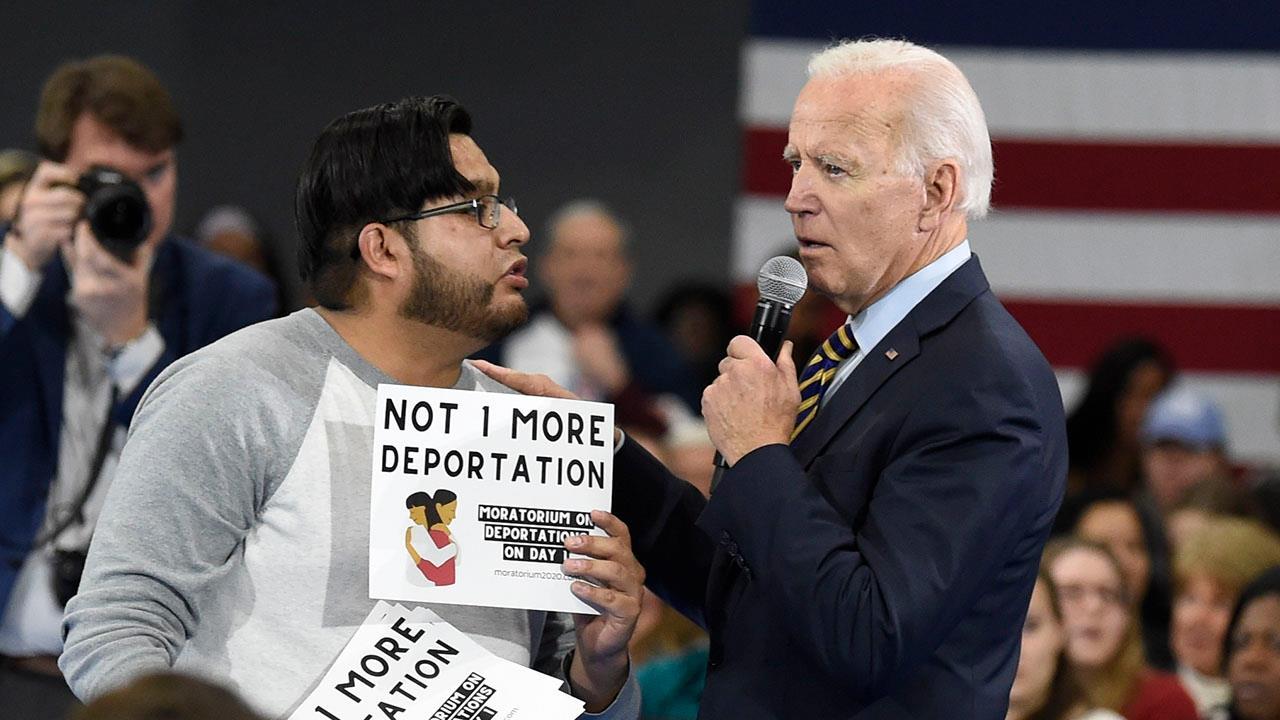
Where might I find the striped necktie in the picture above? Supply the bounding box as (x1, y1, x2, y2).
(792, 323, 858, 440)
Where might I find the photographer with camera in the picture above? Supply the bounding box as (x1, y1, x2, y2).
(0, 55, 276, 719)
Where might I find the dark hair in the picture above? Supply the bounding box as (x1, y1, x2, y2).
(1220, 565, 1280, 720)
(406, 492, 432, 509)
(36, 55, 183, 162)
(1054, 484, 1136, 535)
(654, 282, 735, 341)
(1065, 337, 1174, 483)
(72, 672, 262, 720)
(295, 95, 475, 309)
(1026, 569, 1090, 720)
(1222, 565, 1280, 673)
(427, 489, 458, 525)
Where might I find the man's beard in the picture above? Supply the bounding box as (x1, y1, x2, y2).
(399, 245, 528, 341)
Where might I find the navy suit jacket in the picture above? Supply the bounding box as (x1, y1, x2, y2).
(0, 236, 276, 610)
(614, 257, 1067, 718)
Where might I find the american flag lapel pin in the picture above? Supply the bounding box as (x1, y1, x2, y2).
(885, 349, 899, 360)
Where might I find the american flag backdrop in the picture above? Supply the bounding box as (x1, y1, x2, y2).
(733, 2, 1280, 464)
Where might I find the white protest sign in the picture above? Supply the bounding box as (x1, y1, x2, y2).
(370, 384, 614, 614)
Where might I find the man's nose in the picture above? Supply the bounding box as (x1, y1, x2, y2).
(499, 209, 530, 247)
(784, 167, 817, 216)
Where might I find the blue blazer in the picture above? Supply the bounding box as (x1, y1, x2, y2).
(614, 257, 1067, 718)
(0, 236, 276, 610)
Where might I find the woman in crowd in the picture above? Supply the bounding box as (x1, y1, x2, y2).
(1072, 492, 1174, 670)
(1215, 566, 1280, 720)
(1174, 520, 1280, 717)
(1047, 538, 1197, 720)
(1008, 567, 1123, 720)
(1066, 338, 1174, 495)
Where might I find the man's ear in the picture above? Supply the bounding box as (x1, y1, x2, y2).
(918, 158, 960, 232)
(354, 222, 410, 281)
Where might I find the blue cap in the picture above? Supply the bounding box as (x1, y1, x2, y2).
(1141, 387, 1227, 451)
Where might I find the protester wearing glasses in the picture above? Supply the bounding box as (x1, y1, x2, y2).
(60, 95, 642, 719)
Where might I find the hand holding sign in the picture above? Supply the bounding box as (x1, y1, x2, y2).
(562, 509, 644, 713)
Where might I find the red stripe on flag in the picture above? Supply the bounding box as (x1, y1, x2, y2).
(1001, 298, 1280, 373)
(742, 127, 1280, 213)
(743, 127, 792, 196)
(735, 281, 1279, 374)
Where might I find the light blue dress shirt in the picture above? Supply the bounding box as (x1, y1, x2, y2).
(821, 240, 972, 407)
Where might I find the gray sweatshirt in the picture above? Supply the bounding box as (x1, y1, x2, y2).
(60, 309, 638, 720)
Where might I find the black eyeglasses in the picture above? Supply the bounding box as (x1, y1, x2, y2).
(351, 195, 518, 259)
(387, 194, 517, 230)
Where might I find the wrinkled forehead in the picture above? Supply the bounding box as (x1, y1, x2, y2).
(790, 71, 914, 142)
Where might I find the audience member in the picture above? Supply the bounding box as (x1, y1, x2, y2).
(0, 148, 37, 222)
(1066, 338, 1175, 495)
(1167, 477, 1259, 558)
(1214, 566, 1280, 720)
(480, 199, 700, 413)
(195, 205, 292, 313)
(1047, 538, 1198, 720)
(195, 204, 268, 272)
(1142, 387, 1232, 517)
(653, 281, 736, 390)
(1071, 492, 1174, 670)
(72, 672, 263, 720)
(1007, 566, 1123, 720)
(1172, 518, 1280, 717)
(0, 55, 275, 720)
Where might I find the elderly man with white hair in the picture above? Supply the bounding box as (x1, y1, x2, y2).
(482, 37, 1068, 718)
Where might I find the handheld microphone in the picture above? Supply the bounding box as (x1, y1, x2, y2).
(710, 256, 808, 492)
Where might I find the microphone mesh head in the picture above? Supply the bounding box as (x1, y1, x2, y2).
(757, 256, 808, 305)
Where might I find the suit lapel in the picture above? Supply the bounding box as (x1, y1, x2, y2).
(789, 256, 993, 467)
(790, 324, 919, 467)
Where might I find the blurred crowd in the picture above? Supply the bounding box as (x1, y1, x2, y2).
(2, 53, 1279, 720)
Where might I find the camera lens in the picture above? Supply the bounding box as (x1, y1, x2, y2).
(78, 166, 152, 261)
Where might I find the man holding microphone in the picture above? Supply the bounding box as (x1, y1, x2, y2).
(481, 38, 1067, 718)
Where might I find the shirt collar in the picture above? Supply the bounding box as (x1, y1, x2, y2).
(848, 240, 972, 353)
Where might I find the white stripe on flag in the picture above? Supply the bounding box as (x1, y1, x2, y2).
(742, 40, 1280, 141)
(735, 195, 1280, 303)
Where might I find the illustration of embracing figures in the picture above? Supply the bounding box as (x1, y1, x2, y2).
(404, 490, 459, 586)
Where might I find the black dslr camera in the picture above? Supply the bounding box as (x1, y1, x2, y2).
(71, 165, 152, 262)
